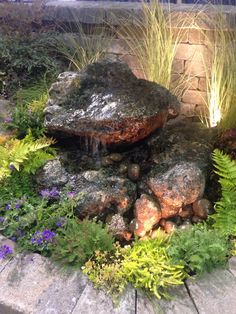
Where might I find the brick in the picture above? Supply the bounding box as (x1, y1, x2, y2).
(185, 60, 209, 77)
(188, 29, 206, 44)
(188, 76, 199, 90)
(198, 77, 207, 91)
(182, 90, 207, 106)
(175, 43, 209, 61)
(172, 27, 189, 43)
(172, 59, 185, 74)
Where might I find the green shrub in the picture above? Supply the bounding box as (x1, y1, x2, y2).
(211, 149, 236, 235)
(52, 219, 114, 268)
(168, 223, 230, 276)
(0, 34, 61, 94)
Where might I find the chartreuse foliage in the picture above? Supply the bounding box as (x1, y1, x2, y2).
(168, 223, 230, 276)
(0, 134, 55, 181)
(84, 236, 186, 300)
(211, 149, 236, 235)
(121, 238, 186, 299)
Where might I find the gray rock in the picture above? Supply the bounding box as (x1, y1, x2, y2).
(35, 159, 136, 218)
(35, 158, 70, 188)
(44, 59, 180, 146)
(74, 169, 136, 218)
(186, 269, 236, 314)
(72, 283, 135, 314)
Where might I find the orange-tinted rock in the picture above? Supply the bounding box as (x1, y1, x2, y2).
(164, 221, 177, 233)
(134, 194, 162, 237)
(147, 162, 205, 219)
(192, 198, 212, 219)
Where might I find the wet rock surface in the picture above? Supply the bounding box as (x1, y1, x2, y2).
(44, 59, 180, 146)
(36, 118, 215, 235)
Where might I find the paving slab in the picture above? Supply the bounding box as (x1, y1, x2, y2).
(229, 256, 236, 278)
(34, 270, 88, 314)
(0, 253, 58, 314)
(72, 283, 135, 314)
(186, 269, 236, 314)
(137, 284, 198, 314)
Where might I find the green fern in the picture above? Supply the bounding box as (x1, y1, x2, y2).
(0, 135, 56, 181)
(211, 149, 236, 235)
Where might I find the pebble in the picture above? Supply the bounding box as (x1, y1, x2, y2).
(109, 153, 123, 162)
(128, 163, 140, 181)
(192, 216, 203, 224)
(101, 156, 113, 166)
(119, 163, 128, 174)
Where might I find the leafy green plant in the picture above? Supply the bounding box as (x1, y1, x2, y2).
(52, 219, 114, 268)
(0, 134, 55, 181)
(0, 34, 61, 94)
(121, 237, 186, 299)
(6, 93, 48, 138)
(211, 149, 236, 235)
(168, 223, 230, 276)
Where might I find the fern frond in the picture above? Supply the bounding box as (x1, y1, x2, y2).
(0, 136, 56, 181)
(212, 149, 236, 235)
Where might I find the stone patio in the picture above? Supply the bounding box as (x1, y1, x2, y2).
(0, 235, 236, 314)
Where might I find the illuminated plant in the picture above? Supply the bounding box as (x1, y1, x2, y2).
(115, 1, 192, 99)
(201, 10, 236, 128)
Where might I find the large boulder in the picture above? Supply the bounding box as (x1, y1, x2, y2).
(44, 59, 180, 146)
(145, 120, 215, 219)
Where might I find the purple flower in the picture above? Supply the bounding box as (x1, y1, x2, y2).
(40, 187, 60, 199)
(66, 191, 76, 199)
(4, 116, 13, 123)
(31, 229, 56, 246)
(56, 217, 66, 228)
(5, 204, 11, 211)
(9, 164, 16, 171)
(0, 244, 13, 259)
(15, 203, 21, 209)
(0, 217, 4, 223)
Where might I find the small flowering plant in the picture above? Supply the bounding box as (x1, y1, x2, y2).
(30, 229, 56, 255)
(0, 244, 13, 259)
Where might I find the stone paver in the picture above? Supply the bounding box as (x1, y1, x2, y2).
(186, 269, 236, 314)
(72, 283, 135, 314)
(137, 284, 198, 314)
(1, 232, 236, 313)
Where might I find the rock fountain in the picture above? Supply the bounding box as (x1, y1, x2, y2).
(37, 59, 214, 239)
